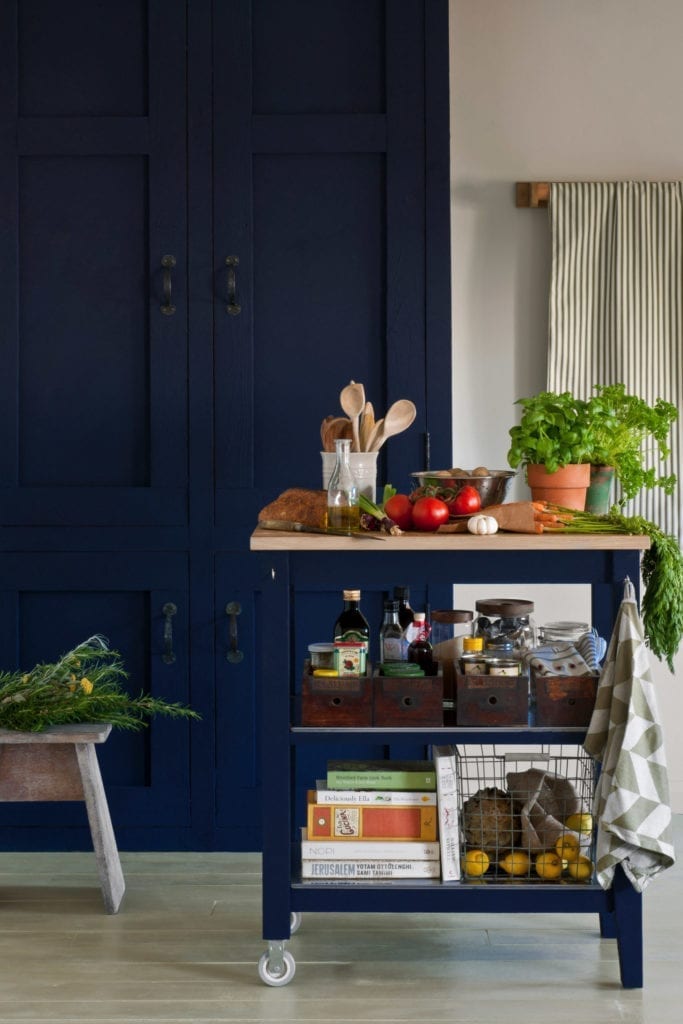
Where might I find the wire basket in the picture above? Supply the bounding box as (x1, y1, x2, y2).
(455, 745, 596, 884)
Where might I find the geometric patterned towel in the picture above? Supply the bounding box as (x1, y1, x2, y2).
(584, 579, 676, 892)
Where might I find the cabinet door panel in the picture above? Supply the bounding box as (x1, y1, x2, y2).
(251, 0, 384, 114)
(0, 0, 187, 527)
(212, 0, 450, 534)
(0, 553, 193, 849)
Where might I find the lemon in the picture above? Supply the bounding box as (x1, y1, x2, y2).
(498, 850, 531, 876)
(534, 852, 563, 880)
(565, 813, 593, 834)
(464, 849, 490, 877)
(554, 833, 581, 862)
(567, 855, 594, 881)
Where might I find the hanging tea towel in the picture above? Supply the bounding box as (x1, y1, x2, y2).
(584, 579, 675, 892)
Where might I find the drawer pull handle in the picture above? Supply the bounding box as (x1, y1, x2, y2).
(162, 602, 177, 664)
(225, 601, 244, 663)
(225, 256, 242, 316)
(160, 255, 177, 316)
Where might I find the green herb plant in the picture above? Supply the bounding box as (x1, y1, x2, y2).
(585, 383, 678, 503)
(0, 635, 201, 733)
(545, 507, 683, 671)
(507, 391, 594, 474)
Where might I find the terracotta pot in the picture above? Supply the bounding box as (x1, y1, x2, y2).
(585, 464, 615, 515)
(526, 463, 591, 510)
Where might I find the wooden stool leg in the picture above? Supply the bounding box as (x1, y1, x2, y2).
(75, 742, 126, 914)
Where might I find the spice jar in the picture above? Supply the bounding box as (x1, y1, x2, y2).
(459, 635, 486, 675)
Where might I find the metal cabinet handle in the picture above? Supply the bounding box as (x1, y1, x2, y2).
(162, 602, 177, 664)
(225, 601, 244, 662)
(225, 256, 242, 316)
(161, 255, 177, 316)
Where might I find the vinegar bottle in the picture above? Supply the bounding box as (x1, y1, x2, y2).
(379, 600, 404, 665)
(326, 438, 359, 533)
(408, 612, 435, 675)
(393, 586, 414, 659)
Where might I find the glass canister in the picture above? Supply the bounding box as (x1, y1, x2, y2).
(431, 609, 474, 716)
(430, 609, 475, 662)
(474, 598, 536, 651)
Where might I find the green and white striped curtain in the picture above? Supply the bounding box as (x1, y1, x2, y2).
(548, 181, 682, 542)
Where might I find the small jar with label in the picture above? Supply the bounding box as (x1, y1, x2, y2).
(308, 642, 337, 671)
(460, 635, 486, 675)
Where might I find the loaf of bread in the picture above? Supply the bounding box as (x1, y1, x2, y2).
(258, 488, 328, 529)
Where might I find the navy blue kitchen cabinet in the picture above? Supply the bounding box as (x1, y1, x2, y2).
(0, 1, 451, 850)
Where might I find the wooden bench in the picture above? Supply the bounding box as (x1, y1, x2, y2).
(0, 723, 125, 913)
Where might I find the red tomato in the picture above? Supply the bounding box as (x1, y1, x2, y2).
(384, 493, 414, 530)
(411, 496, 450, 531)
(448, 484, 481, 516)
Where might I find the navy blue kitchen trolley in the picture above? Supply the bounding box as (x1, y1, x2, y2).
(250, 529, 649, 987)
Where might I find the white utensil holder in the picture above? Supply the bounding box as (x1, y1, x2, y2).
(321, 451, 378, 502)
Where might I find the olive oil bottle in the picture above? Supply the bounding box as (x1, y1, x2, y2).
(326, 438, 360, 533)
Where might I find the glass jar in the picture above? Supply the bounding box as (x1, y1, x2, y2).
(430, 609, 474, 662)
(474, 598, 535, 650)
(431, 609, 474, 712)
(308, 642, 336, 670)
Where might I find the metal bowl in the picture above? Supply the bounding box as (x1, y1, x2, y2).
(410, 470, 515, 508)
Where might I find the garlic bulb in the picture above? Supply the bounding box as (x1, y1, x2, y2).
(467, 514, 499, 535)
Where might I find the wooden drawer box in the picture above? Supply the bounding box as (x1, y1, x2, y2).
(373, 670, 443, 727)
(455, 671, 528, 726)
(301, 665, 372, 726)
(533, 673, 598, 726)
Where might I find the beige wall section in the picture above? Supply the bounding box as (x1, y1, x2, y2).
(449, 0, 683, 810)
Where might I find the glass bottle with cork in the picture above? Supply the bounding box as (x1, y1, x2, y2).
(326, 438, 360, 533)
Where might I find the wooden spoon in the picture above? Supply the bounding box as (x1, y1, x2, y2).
(359, 401, 375, 451)
(340, 381, 365, 452)
(365, 416, 384, 452)
(369, 399, 417, 451)
(320, 415, 336, 448)
(322, 416, 353, 451)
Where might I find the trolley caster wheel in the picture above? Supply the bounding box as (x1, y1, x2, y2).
(290, 911, 302, 934)
(258, 949, 296, 986)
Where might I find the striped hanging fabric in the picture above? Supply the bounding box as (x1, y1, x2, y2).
(548, 181, 683, 542)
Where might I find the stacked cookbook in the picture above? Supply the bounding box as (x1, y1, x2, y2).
(301, 751, 460, 881)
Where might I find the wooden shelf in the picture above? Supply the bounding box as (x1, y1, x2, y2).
(250, 526, 650, 552)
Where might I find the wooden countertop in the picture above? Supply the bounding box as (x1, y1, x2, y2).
(250, 526, 650, 552)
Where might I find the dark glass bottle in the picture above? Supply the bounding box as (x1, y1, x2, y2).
(408, 612, 435, 675)
(393, 586, 414, 631)
(333, 589, 370, 674)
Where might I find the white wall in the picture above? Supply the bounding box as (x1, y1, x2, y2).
(449, 0, 682, 809)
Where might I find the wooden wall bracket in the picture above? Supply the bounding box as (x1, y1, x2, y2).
(516, 182, 550, 208)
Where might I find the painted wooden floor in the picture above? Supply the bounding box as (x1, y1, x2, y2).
(0, 817, 680, 1024)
